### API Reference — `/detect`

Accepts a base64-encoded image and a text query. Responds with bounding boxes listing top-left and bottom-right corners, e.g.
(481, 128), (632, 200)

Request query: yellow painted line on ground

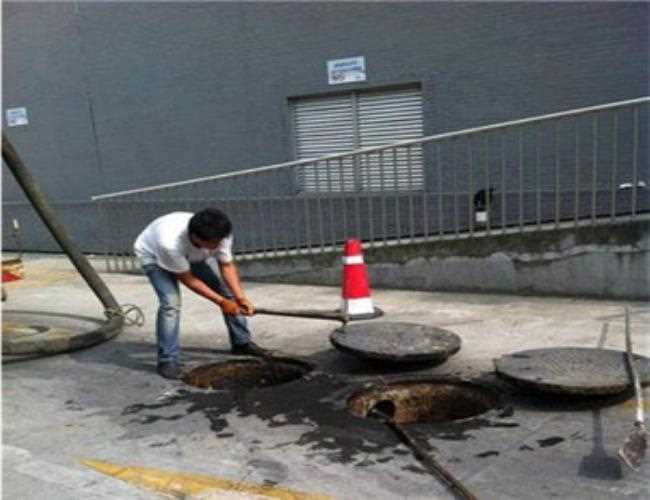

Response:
(81, 459), (331, 500)
(619, 399), (650, 412)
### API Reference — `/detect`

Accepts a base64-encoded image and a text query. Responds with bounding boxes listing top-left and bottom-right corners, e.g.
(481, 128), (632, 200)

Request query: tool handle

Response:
(255, 307), (348, 324)
(624, 307), (644, 424)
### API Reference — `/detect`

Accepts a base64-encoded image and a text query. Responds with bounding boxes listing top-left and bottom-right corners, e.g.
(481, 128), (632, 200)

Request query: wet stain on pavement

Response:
(475, 450), (500, 458)
(424, 417), (519, 441)
(150, 438), (177, 448)
(537, 436), (565, 448)
(118, 373), (403, 465)
(402, 464), (429, 475)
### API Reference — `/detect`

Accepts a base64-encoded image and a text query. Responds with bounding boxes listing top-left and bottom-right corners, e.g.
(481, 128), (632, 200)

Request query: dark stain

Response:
(402, 464), (429, 475)
(476, 450), (500, 458)
(538, 437), (565, 448)
(118, 374), (402, 464)
(519, 444), (534, 451)
(376, 456), (394, 463)
(130, 414), (186, 425)
(150, 438), (177, 448)
(65, 400), (84, 411)
(217, 432), (234, 438)
(424, 417), (519, 441)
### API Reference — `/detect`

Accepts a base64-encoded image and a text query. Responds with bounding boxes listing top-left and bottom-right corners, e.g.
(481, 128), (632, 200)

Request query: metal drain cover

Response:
(330, 321), (461, 364)
(495, 347), (650, 395)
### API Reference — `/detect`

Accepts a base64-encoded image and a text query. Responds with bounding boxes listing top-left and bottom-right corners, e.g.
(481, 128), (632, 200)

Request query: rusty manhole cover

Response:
(330, 321), (461, 364)
(181, 358), (312, 390)
(348, 379), (500, 425)
(495, 347), (650, 395)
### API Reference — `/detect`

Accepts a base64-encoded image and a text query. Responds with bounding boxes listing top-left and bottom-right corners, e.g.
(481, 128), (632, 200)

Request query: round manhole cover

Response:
(348, 379), (500, 425)
(182, 358), (312, 390)
(330, 321), (461, 364)
(495, 347), (650, 395)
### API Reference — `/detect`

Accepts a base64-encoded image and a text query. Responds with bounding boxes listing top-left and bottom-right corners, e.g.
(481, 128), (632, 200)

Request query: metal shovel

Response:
(618, 307), (647, 470)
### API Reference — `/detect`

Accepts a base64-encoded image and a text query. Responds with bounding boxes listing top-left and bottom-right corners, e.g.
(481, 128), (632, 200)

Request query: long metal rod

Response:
(93, 96), (650, 201)
(255, 307), (348, 324)
(2, 133), (121, 313)
(368, 407), (478, 500)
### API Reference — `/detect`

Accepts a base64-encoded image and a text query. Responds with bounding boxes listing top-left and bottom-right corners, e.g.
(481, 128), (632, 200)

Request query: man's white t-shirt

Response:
(134, 212), (233, 273)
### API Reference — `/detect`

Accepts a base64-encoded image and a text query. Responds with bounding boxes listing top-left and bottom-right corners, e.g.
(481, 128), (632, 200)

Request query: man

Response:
(134, 208), (268, 379)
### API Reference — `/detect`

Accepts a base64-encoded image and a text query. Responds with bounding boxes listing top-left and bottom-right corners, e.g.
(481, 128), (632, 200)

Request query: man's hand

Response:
(235, 296), (255, 316)
(219, 299), (241, 316)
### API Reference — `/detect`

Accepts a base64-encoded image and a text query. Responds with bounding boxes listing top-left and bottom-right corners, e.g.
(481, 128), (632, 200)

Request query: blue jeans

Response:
(143, 261), (251, 365)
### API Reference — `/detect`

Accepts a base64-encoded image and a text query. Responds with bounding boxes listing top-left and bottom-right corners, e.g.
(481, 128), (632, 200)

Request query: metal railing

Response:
(92, 97), (649, 271)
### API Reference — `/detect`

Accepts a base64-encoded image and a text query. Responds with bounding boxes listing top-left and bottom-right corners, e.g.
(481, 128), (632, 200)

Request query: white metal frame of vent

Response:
(290, 85), (424, 192)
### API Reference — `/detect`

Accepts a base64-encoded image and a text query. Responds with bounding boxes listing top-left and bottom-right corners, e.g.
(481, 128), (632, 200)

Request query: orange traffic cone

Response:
(341, 239), (381, 320)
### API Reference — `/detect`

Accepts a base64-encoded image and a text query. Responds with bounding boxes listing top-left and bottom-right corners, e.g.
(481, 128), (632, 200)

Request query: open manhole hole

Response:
(348, 379), (500, 425)
(182, 358), (312, 390)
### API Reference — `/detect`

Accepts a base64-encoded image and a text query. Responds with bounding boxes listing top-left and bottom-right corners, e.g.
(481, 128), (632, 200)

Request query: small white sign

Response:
(6, 107), (28, 127)
(327, 56), (366, 85)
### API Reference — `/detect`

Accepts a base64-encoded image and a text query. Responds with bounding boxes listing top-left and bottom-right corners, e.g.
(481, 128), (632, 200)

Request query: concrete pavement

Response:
(2, 254), (649, 499)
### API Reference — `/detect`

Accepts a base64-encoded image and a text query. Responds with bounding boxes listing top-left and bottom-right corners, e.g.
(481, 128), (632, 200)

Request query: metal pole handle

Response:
(255, 307), (348, 324)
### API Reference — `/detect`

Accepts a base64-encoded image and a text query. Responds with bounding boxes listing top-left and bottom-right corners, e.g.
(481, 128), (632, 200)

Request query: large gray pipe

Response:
(2, 133), (120, 312)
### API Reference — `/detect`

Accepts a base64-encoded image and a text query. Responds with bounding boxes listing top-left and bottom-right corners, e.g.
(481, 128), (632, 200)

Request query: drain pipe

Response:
(2, 134), (124, 333)
(369, 405), (478, 500)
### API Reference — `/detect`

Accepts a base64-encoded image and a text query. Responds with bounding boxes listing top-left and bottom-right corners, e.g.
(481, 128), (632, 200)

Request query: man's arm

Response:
(176, 271), (240, 315)
(218, 261), (254, 315)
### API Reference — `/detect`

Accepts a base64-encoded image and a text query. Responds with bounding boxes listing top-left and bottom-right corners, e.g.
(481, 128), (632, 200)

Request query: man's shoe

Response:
(157, 362), (182, 380)
(231, 342), (271, 357)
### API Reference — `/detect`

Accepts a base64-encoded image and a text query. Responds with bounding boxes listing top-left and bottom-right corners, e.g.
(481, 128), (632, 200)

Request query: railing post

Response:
(610, 113), (619, 222)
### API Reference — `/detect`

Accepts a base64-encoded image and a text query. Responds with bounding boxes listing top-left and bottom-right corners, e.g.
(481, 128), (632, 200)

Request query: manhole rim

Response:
(346, 375), (505, 425)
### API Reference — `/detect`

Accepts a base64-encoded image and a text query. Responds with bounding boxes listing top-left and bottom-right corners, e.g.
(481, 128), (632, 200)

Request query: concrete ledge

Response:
(239, 220), (650, 300)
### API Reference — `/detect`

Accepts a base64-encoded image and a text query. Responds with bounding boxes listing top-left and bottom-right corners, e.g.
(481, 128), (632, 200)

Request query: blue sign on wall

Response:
(327, 56), (366, 85)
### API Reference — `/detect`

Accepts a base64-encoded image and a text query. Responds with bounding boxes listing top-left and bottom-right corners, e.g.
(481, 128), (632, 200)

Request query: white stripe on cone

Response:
(342, 255), (364, 265)
(342, 297), (375, 316)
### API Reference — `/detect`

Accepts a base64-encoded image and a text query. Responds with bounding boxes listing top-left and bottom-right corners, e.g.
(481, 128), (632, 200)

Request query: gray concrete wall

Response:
(2, 2), (648, 252)
(238, 220), (650, 300)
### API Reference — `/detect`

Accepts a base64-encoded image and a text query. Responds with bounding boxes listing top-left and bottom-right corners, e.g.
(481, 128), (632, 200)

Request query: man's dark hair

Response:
(188, 208), (232, 241)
